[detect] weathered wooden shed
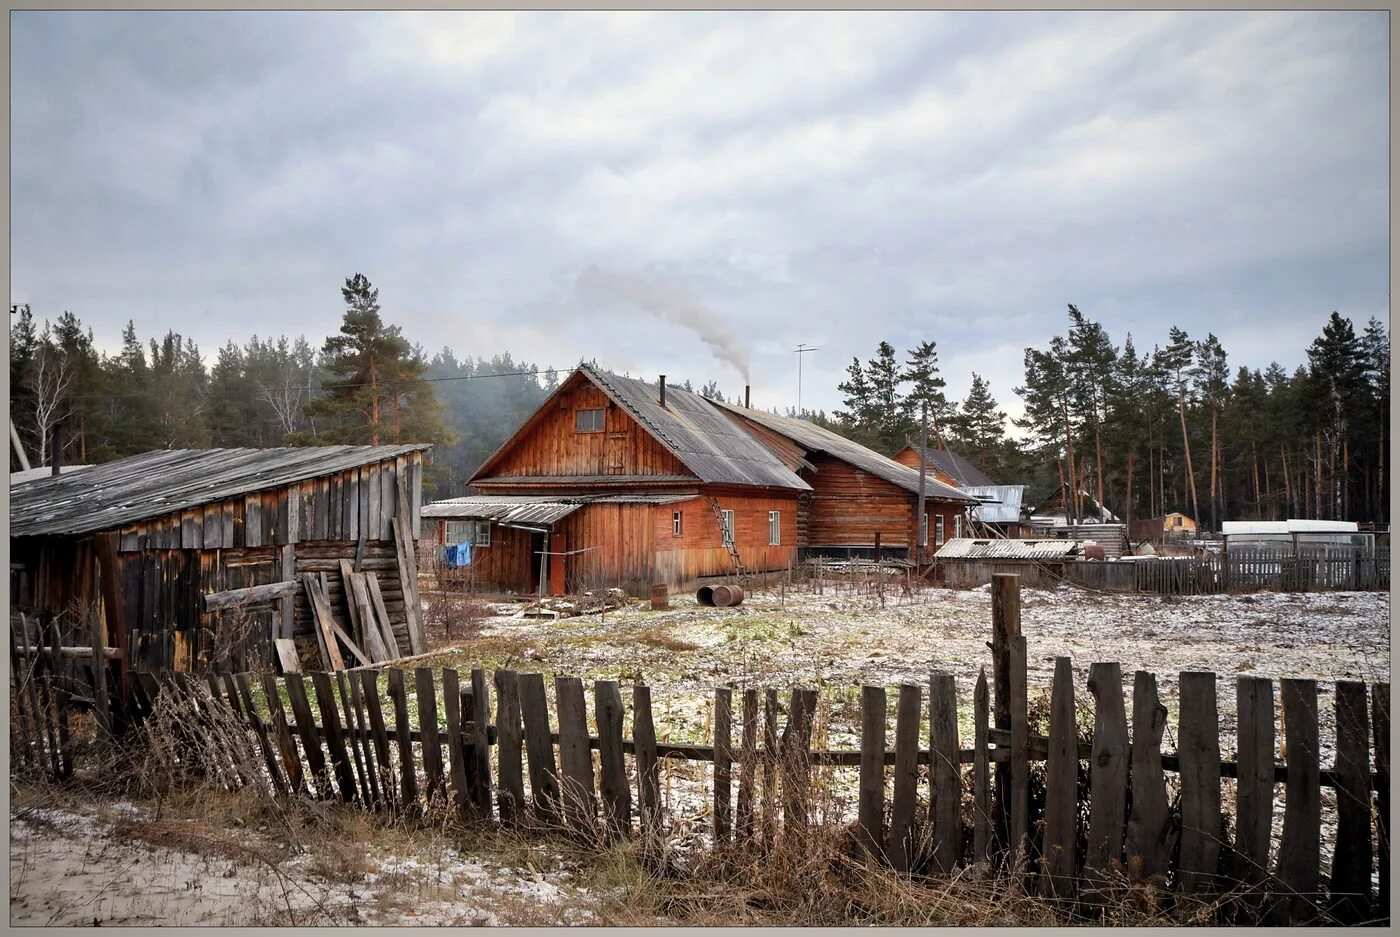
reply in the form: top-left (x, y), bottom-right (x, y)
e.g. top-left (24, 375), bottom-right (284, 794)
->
top-left (10, 445), bottom-right (429, 683)
top-left (455, 366), bottom-right (808, 593)
top-left (714, 403), bottom-right (979, 559)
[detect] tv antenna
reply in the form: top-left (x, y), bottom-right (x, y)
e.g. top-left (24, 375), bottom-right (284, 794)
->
top-left (794, 343), bottom-right (819, 416)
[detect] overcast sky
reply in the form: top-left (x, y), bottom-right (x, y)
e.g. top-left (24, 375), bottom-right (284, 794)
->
top-left (10, 11), bottom-right (1389, 422)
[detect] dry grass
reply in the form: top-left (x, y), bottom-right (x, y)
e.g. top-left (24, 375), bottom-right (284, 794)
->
top-left (634, 628), bottom-right (702, 653)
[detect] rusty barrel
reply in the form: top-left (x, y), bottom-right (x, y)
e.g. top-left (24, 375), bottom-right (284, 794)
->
top-left (650, 583), bottom-right (669, 610)
top-left (696, 585), bottom-right (716, 606)
top-left (712, 584), bottom-right (745, 607)
top-left (1082, 543), bottom-right (1106, 561)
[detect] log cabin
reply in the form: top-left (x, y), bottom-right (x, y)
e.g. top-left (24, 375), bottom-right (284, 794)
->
top-left (713, 403), bottom-right (979, 559)
top-left (892, 444), bottom-right (997, 489)
top-left (455, 365), bottom-right (809, 594)
top-left (10, 445), bottom-right (430, 684)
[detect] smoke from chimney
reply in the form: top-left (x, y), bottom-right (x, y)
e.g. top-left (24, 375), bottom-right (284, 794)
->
top-left (576, 265), bottom-right (750, 383)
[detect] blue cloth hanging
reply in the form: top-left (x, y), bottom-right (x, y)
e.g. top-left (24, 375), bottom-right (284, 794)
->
top-left (444, 542), bottom-right (473, 568)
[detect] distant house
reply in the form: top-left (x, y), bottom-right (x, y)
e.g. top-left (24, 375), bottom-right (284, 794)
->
top-left (715, 404), bottom-right (979, 559)
top-left (1130, 512), bottom-right (1197, 541)
top-left (892, 444), bottom-right (997, 489)
top-left (1031, 484), bottom-right (1121, 526)
top-left (10, 445), bottom-right (430, 679)
top-left (458, 366), bottom-right (808, 594)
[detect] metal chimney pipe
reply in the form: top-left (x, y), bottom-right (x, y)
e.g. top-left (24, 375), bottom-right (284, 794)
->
top-left (51, 421), bottom-right (63, 477)
top-left (659, 374), bottom-right (667, 409)
top-left (745, 385), bottom-right (751, 408)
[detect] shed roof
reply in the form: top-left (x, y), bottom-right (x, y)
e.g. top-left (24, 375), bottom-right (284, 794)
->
top-left (472, 366), bottom-right (810, 492)
top-left (935, 537), bottom-right (1082, 560)
top-left (899, 445), bottom-right (998, 488)
top-left (11, 444), bottom-right (429, 539)
top-left (963, 485), bottom-right (1027, 524)
top-left (424, 493), bottom-right (693, 527)
top-left (713, 403), bottom-right (977, 503)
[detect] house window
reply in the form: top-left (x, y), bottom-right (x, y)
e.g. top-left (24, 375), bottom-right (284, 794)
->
top-left (954, 515), bottom-right (962, 539)
top-left (575, 408), bottom-right (605, 433)
top-left (720, 509), bottom-right (735, 548)
top-left (445, 521), bottom-right (473, 544)
top-left (473, 521), bottom-right (492, 547)
top-left (673, 511), bottom-right (683, 536)
top-left (935, 515), bottom-right (945, 546)
top-left (768, 511), bottom-right (781, 545)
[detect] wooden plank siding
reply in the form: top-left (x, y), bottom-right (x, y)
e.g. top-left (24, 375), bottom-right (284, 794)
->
top-left (801, 453), bottom-right (965, 551)
top-left (10, 452), bottom-right (424, 675)
top-left (482, 382), bottom-right (694, 482)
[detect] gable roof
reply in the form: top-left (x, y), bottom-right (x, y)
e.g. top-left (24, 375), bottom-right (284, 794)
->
top-left (11, 444), bottom-right (428, 539)
top-left (471, 365), bottom-right (810, 492)
top-left (713, 403), bottom-right (977, 503)
top-left (898, 445), bottom-right (998, 488)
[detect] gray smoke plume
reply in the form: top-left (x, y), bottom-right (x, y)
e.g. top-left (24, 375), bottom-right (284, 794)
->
top-left (576, 265), bottom-right (750, 382)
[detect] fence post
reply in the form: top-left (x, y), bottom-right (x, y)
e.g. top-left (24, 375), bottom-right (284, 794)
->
top-left (1009, 634), bottom-right (1029, 874)
top-left (358, 670), bottom-right (394, 810)
top-left (1126, 670), bottom-right (1169, 893)
top-left (414, 668), bottom-right (446, 807)
top-left (440, 668), bottom-right (471, 818)
top-left (632, 684), bottom-right (660, 841)
top-left (991, 573), bottom-right (1022, 855)
top-left (857, 685), bottom-right (886, 859)
top-left (494, 670), bottom-right (525, 825)
top-left (1178, 671), bottom-right (1222, 896)
top-left (470, 669), bottom-right (493, 817)
top-left (596, 680), bottom-right (630, 842)
top-left (1374, 683), bottom-right (1390, 921)
top-left (714, 687), bottom-right (733, 845)
top-left (285, 672), bottom-right (330, 799)
top-left (386, 668), bottom-right (419, 812)
top-left (519, 673), bottom-right (560, 824)
top-left (310, 671), bottom-right (358, 803)
top-left (889, 683), bottom-right (921, 872)
top-left (737, 688), bottom-right (759, 843)
top-left (1328, 681), bottom-right (1372, 923)
top-left (973, 669), bottom-right (992, 864)
top-left (262, 672), bottom-right (307, 797)
top-left (1039, 657), bottom-right (1076, 900)
top-left (555, 676), bottom-right (596, 836)
top-left (1234, 675), bottom-right (1275, 910)
top-left (1277, 679), bottom-right (1320, 924)
top-left (1084, 662), bottom-right (1128, 897)
top-left (762, 688), bottom-right (779, 850)
top-left (929, 672), bottom-right (960, 874)
top-left (781, 688), bottom-right (816, 834)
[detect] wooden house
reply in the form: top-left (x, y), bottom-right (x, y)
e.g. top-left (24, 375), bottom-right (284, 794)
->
top-left (457, 366), bottom-right (809, 594)
top-left (892, 444), bottom-right (997, 489)
top-left (713, 404), bottom-right (979, 559)
top-left (10, 445), bottom-right (430, 685)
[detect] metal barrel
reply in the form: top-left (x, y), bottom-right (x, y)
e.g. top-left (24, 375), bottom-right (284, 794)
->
top-left (696, 585), bottom-right (716, 606)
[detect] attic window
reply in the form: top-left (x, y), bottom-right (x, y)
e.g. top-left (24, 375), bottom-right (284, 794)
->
top-left (575, 408), bottom-right (605, 433)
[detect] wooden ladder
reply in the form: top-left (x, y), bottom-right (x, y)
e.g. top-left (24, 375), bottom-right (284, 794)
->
top-left (707, 497), bottom-right (746, 578)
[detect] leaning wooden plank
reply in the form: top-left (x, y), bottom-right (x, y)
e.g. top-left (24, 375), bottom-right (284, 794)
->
top-left (1234, 676), bottom-right (1275, 907)
top-left (890, 683), bottom-right (922, 873)
top-left (391, 517), bottom-right (428, 656)
top-left (336, 670), bottom-right (373, 805)
top-left (386, 669), bottom-right (419, 812)
top-left (338, 560), bottom-right (364, 641)
top-left (415, 667), bottom-right (446, 806)
top-left (203, 580), bottom-right (300, 612)
top-left (309, 671), bottom-right (358, 803)
top-left (1327, 681), bottom-right (1372, 924)
top-left (521, 673), bottom-right (561, 824)
top-left (441, 668), bottom-right (471, 818)
top-left (596, 680), bottom-right (630, 842)
top-left (633, 683), bottom-right (660, 841)
top-left (301, 575), bottom-right (339, 671)
top-left (1178, 671), bottom-right (1222, 896)
top-left (1125, 670), bottom-right (1170, 894)
top-left (1084, 662), bottom-right (1129, 900)
top-left (929, 672), bottom-right (960, 874)
top-left (1277, 678), bottom-right (1320, 924)
top-left (469, 669), bottom-right (493, 817)
top-left (274, 638), bottom-right (301, 674)
top-left (283, 673), bottom-right (330, 799)
top-left (494, 670), bottom-right (525, 825)
top-left (1039, 657), bottom-right (1076, 900)
top-left (857, 685), bottom-right (887, 860)
top-left (365, 574), bottom-right (403, 659)
top-left (555, 676), bottom-right (597, 836)
top-left (349, 573), bottom-right (390, 663)
top-left (261, 672), bottom-right (306, 796)
top-left (358, 670), bottom-right (395, 811)
top-left (737, 688), bottom-right (759, 843)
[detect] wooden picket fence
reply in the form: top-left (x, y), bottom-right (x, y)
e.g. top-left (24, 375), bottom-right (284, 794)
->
top-left (11, 576), bottom-right (1391, 925)
top-left (1067, 547), bottom-right (1390, 596)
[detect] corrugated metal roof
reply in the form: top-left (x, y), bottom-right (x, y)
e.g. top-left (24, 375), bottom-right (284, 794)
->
top-left (901, 445), bottom-right (998, 487)
top-left (474, 474), bottom-right (697, 487)
top-left (963, 485), bottom-right (1027, 524)
top-left (471, 366), bottom-right (810, 492)
top-left (424, 493), bottom-right (695, 525)
top-left (1222, 519), bottom-right (1359, 535)
top-left (935, 538), bottom-right (1082, 560)
top-left (11, 444), bottom-right (430, 539)
top-left (713, 402), bottom-right (977, 503)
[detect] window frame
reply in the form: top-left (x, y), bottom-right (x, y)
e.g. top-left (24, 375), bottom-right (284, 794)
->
top-left (445, 520), bottom-right (473, 545)
top-left (954, 514), bottom-right (962, 539)
top-left (574, 408), bottom-right (606, 433)
top-left (473, 520), bottom-right (492, 547)
top-left (768, 510), bottom-right (781, 546)
top-left (672, 511), bottom-right (683, 537)
top-left (720, 509), bottom-right (735, 547)
top-left (935, 514), bottom-right (945, 546)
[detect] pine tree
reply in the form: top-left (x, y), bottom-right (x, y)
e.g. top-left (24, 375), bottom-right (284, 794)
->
top-left (866, 341), bottom-right (906, 452)
top-left (9, 306), bottom-right (38, 467)
top-left (1155, 327), bottom-right (1200, 525)
top-left (1065, 305), bottom-right (1119, 515)
top-left (901, 340), bottom-right (950, 448)
top-left (1190, 334), bottom-right (1229, 530)
top-left (835, 356), bottom-right (878, 447)
top-left (953, 373), bottom-right (1006, 473)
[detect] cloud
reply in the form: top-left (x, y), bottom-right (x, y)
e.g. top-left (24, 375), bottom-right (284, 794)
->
top-left (9, 10), bottom-right (1387, 419)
